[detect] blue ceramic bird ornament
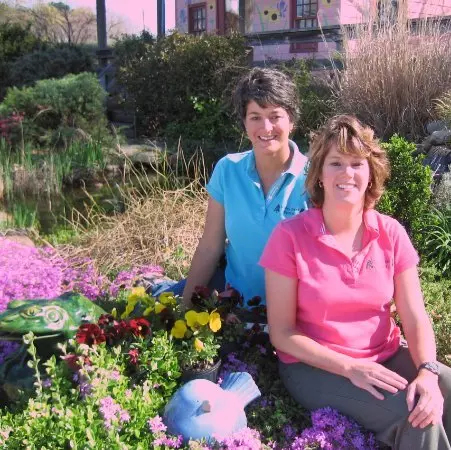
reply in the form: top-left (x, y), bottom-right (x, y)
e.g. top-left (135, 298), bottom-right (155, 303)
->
top-left (163, 372), bottom-right (261, 443)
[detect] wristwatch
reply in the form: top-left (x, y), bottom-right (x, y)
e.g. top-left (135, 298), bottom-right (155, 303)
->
top-left (418, 361), bottom-right (440, 376)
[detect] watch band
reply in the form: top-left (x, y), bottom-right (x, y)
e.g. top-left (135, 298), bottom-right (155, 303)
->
top-left (418, 361), bottom-right (440, 376)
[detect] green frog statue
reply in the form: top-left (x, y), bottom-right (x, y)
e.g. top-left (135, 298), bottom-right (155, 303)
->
top-left (0, 292), bottom-right (106, 403)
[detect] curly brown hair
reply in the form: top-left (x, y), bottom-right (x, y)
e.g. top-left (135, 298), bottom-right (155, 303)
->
top-left (306, 115), bottom-right (390, 209)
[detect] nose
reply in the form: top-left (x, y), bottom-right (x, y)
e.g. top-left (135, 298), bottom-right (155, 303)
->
top-left (262, 118), bottom-right (273, 132)
top-left (344, 165), bottom-right (354, 176)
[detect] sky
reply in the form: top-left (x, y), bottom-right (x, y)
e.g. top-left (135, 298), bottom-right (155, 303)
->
top-left (21, 0), bottom-right (176, 34)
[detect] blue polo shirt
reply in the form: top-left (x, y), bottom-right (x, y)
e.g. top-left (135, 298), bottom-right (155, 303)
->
top-left (207, 140), bottom-right (309, 306)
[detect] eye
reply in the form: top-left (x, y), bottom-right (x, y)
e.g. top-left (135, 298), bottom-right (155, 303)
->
top-left (45, 307), bottom-right (64, 323)
top-left (352, 162), bottom-right (364, 167)
top-left (330, 162), bottom-right (341, 166)
top-left (22, 306), bottom-right (41, 317)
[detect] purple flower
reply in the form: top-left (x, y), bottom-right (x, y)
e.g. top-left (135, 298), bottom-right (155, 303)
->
top-left (99, 396), bottom-right (129, 430)
top-left (148, 415), bottom-right (167, 433)
top-left (42, 378), bottom-right (52, 388)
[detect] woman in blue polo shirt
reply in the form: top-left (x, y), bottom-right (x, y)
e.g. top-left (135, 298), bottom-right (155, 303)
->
top-left (181, 67), bottom-right (309, 310)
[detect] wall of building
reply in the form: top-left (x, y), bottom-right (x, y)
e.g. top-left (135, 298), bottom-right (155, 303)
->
top-left (408, 0), bottom-right (451, 18)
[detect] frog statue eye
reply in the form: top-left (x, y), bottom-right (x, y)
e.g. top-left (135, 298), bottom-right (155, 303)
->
top-left (45, 307), bottom-right (64, 323)
top-left (21, 306), bottom-right (42, 318)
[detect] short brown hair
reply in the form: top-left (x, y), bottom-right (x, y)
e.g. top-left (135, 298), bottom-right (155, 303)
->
top-left (232, 67), bottom-right (299, 128)
top-left (306, 115), bottom-right (390, 209)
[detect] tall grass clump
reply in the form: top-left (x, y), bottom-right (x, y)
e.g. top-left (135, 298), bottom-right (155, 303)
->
top-left (335, 7), bottom-right (451, 140)
top-left (0, 139), bottom-right (106, 198)
top-left (64, 144), bottom-right (208, 279)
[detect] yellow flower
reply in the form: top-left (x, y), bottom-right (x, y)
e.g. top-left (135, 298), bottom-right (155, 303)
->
top-left (209, 311), bottom-right (222, 332)
top-left (171, 320), bottom-right (187, 339)
top-left (143, 306), bottom-right (153, 316)
top-left (185, 310), bottom-right (209, 329)
top-left (111, 308), bottom-right (117, 319)
top-left (159, 292), bottom-right (177, 306)
top-left (127, 286), bottom-right (148, 304)
top-left (154, 303), bottom-right (166, 314)
top-left (194, 338), bottom-right (204, 352)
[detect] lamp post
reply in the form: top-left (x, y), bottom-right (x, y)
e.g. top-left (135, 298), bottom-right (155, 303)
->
top-left (157, 0), bottom-right (165, 37)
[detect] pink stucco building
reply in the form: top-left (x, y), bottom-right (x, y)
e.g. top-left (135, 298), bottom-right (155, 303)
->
top-left (174, 0), bottom-right (451, 62)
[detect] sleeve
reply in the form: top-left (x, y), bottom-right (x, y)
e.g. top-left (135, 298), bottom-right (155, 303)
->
top-left (392, 220), bottom-right (420, 275)
top-left (206, 157), bottom-right (226, 205)
top-left (259, 222), bottom-right (298, 279)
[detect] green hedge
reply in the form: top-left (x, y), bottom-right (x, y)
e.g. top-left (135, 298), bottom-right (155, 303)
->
top-left (0, 72), bottom-right (109, 148)
top-left (114, 31), bottom-right (249, 144)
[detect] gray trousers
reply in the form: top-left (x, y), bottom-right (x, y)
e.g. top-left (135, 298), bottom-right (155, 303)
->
top-left (279, 346), bottom-right (451, 449)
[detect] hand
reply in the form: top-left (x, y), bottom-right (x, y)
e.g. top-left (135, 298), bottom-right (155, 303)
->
top-left (346, 360), bottom-right (408, 400)
top-left (407, 371), bottom-right (444, 428)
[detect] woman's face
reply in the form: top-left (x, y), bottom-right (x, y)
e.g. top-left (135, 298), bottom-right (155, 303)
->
top-left (244, 100), bottom-right (293, 158)
top-left (320, 144), bottom-right (370, 208)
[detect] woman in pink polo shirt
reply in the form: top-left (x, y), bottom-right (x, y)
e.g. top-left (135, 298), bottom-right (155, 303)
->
top-left (260, 115), bottom-right (451, 449)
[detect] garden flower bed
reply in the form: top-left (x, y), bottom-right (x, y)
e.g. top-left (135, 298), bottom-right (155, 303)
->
top-left (0, 237), bottom-right (384, 449)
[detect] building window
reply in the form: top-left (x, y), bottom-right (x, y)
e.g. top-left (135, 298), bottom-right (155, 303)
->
top-left (294, 0), bottom-right (318, 29)
top-left (189, 4), bottom-right (207, 35)
top-left (377, 0), bottom-right (398, 25)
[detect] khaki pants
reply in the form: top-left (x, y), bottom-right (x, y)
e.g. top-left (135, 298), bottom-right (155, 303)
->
top-left (279, 346), bottom-right (451, 450)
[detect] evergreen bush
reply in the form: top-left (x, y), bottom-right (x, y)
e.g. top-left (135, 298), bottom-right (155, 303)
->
top-left (0, 72), bottom-right (110, 148)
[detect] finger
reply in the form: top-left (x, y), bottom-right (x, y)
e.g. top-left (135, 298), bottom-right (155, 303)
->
top-left (369, 378), bottom-right (400, 394)
top-left (406, 383), bottom-right (417, 412)
top-left (364, 384), bottom-right (385, 400)
top-left (409, 396), bottom-right (432, 426)
top-left (371, 373), bottom-right (407, 392)
top-left (412, 403), bottom-right (433, 428)
top-left (379, 369), bottom-right (408, 388)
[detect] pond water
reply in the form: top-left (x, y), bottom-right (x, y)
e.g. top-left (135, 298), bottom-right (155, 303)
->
top-left (0, 175), bottom-right (146, 235)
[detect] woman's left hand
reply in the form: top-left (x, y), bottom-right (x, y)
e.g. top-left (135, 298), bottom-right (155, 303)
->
top-left (407, 371), bottom-right (444, 428)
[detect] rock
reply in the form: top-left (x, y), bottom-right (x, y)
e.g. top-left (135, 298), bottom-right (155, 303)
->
top-left (1, 232), bottom-right (35, 247)
top-left (423, 146), bottom-right (451, 177)
top-left (426, 120), bottom-right (449, 135)
top-left (414, 144), bottom-right (427, 156)
top-left (428, 129), bottom-right (451, 146)
top-left (130, 150), bottom-right (160, 167)
top-left (118, 142), bottom-right (165, 159)
top-left (105, 164), bottom-right (121, 176)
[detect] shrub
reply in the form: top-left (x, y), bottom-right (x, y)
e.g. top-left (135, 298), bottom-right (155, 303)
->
top-left (277, 58), bottom-right (335, 139)
top-left (420, 266), bottom-right (451, 364)
top-left (335, 13), bottom-right (451, 140)
top-left (433, 169), bottom-right (451, 208)
top-left (422, 206), bottom-right (451, 277)
top-left (0, 22), bottom-right (42, 99)
top-left (0, 72), bottom-right (110, 148)
top-left (377, 135), bottom-right (433, 248)
top-left (114, 31), bottom-right (249, 140)
top-left (8, 45), bottom-right (95, 89)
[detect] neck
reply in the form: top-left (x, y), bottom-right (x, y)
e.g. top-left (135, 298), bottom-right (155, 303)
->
top-left (322, 202), bottom-right (364, 235)
top-left (254, 143), bottom-right (292, 178)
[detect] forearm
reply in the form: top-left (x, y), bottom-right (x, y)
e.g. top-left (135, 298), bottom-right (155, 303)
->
top-left (270, 328), bottom-right (355, 378)
top-left (182, 240), bottom-right (225, 307)
top-left (403, 316), bottom-right (437, 367)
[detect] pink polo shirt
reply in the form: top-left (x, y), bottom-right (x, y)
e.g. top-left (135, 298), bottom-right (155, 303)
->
top-left (259, 208), bottom-right (419, 364)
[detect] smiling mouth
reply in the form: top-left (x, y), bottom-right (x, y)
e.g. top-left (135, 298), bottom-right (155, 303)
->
top-left (259, 136), bottom-right (276, 141)
top-left (337, 184), bottom-right (357, 190)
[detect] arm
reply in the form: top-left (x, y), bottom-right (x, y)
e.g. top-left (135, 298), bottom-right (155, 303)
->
top-left (266, 269), bottom-right (408, 400)
top-left (182, 197), bottom-right (226, 307)
top-left (394, 267), bottom-right (444, 427)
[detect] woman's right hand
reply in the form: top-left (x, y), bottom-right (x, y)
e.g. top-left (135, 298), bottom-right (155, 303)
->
top-left (346, 360), bottom-right (408, 400)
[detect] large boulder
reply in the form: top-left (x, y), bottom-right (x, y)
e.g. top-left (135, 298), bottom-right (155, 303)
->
top-left (423, 146), bottom-right (451, 178)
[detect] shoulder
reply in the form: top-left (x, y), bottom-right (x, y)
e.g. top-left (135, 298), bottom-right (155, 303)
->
top-left (216, 150), bottom-right (253, 166)
top-left (278, 208), bottom-right (320, 235)
top-left (370, 210), bottom-right (407, 235)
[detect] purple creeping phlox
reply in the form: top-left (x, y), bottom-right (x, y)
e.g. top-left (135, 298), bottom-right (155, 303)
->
top-left (0, 238), bottom-right (106, 363)
top-left (218, 352), bottom-right (258, 381)
top-left (290, 407), bottom-right (378, 450)
top-left (148, 415), bottom-right (183, 448)
top-left (99, 396), bottom-right (130, 431)
top-left (109, 265), bottom-right (164, 297)
top-left (213, 427), bottom-right (263, 450)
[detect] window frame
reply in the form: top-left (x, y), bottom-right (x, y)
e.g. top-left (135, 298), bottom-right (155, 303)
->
top-left (291, 0), bottom-right (318, 30)
top-left (188, 3), bottom-right (207, 35)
